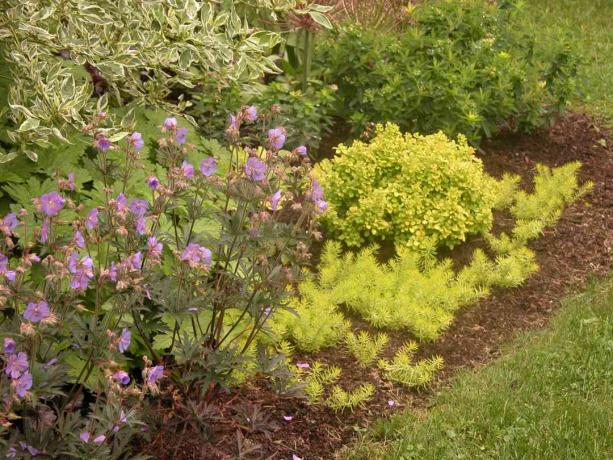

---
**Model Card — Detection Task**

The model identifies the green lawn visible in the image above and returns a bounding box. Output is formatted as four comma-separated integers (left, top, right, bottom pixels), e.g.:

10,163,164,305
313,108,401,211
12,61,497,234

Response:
524,0,613,124
347,276,613,459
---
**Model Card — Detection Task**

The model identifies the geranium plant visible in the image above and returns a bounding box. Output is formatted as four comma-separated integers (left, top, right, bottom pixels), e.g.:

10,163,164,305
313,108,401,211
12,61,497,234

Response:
0,108,325,457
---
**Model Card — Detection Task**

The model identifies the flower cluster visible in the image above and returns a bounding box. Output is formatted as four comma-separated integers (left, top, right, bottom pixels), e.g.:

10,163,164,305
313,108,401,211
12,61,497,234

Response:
0,108,324,458
3,343,32,398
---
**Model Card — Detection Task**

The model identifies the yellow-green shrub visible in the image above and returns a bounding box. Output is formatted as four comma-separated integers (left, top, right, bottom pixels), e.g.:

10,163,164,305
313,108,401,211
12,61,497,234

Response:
319,242,484,340
317,123,496,250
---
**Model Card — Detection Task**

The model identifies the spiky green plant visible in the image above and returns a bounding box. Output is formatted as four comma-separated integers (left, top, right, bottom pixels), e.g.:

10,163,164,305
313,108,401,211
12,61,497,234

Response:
378,342,444,388
346,331,389,368
326,383,376,412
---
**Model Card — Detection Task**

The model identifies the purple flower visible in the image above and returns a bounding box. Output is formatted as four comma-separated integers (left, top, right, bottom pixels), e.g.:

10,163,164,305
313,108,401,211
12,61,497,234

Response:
181,161,194,179
7,447,16,458
23,300,50,323
130,198,148,218
74,230,85,249
86,208,99,231
93,435,106,445
162,117,177,131
28,253,41,263
292,455,302,460
129,131,144,151
18,442,39,457
108,262,118,282
244,106,257,122
80,432,91,443
67,172,76,191
115,193,129,216
244,157,267,182
228,114,238,131
114,370,130,385
147,237,163,258
40,192,65,217
40,218,49,243
199,157,217,177
3,337,16,354
2,213,19,235
310,180,324,202
147,176,160,190
136,216,146,235
128,251,143,270
147,365,164,385
296,362,309,369
316,200,328,212
294,145,307,156
176,127,188,145
268,127,286,150
68,253,95,290
113,410,128,432
95,136,112,152
283,415,293,421
13,371,32,398
387,400,395,407
0,253,16,282
5,352,28,378
44,358,58,368
118,328,131,353
270,190,282,211
180,243,212,267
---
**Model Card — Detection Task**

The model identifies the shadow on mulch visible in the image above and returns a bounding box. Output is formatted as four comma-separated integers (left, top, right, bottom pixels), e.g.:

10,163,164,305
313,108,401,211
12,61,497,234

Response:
142,113,612,459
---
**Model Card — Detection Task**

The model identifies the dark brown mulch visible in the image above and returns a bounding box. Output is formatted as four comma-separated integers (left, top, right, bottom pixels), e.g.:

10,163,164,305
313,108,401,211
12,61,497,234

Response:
143,113,612,460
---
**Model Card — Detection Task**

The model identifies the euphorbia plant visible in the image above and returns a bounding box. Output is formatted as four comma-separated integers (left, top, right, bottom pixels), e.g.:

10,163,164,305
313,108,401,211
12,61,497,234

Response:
0,108,325,457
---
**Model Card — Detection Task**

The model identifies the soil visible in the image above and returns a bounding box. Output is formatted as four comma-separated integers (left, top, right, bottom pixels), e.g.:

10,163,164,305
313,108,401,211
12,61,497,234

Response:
142,113,612,460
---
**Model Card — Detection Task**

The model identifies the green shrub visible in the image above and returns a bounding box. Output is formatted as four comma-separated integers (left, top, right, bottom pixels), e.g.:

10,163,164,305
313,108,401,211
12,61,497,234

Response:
317,123,496,249
190,77,337,149
316,0,579,143
346,331,389,368
378,342,444,388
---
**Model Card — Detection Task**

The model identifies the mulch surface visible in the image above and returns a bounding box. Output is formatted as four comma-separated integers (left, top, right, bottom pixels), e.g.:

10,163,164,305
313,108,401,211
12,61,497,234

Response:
143,113,612,459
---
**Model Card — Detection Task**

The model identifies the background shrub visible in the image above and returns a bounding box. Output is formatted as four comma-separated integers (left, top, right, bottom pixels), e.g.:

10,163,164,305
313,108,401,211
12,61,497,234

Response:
317,123,496,250
315,0,579,143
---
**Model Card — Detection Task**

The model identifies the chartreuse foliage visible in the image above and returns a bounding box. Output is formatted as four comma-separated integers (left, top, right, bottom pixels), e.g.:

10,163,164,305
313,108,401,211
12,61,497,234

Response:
301,361,375,412
317,124,496,250
316,0,579,143
348,276,613,460
487,162,592,254
286,161,588,345
378,342,444,388
346,331,389,368
303,361,342,404
270,279,350,353
326,383,376,412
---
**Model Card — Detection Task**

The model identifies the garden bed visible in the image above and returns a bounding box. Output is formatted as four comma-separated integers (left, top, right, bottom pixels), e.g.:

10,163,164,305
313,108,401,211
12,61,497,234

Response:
143,113,612,459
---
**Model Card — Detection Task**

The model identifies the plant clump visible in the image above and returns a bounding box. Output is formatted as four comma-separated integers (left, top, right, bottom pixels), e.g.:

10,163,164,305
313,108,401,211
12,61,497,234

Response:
318,123,496,250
